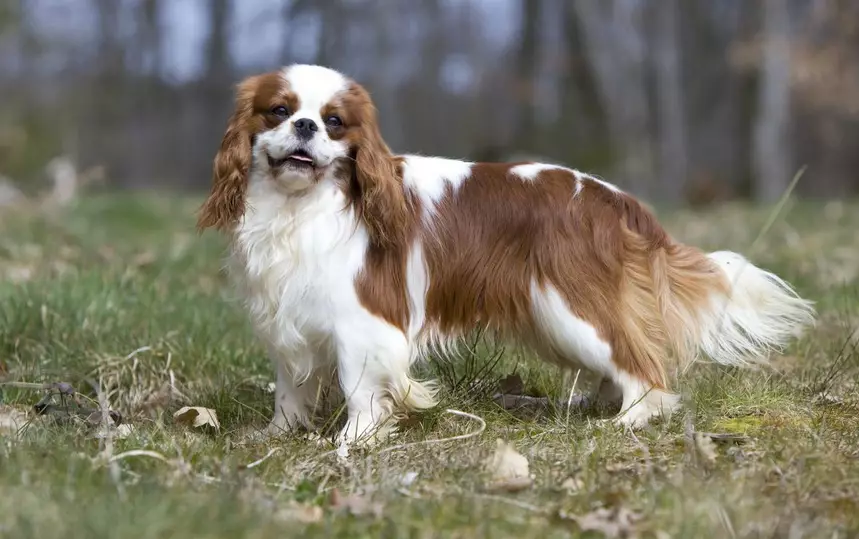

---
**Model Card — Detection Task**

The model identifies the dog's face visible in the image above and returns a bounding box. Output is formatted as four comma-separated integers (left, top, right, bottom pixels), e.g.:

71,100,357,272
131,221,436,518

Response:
249,65,356,194
197,64,407,247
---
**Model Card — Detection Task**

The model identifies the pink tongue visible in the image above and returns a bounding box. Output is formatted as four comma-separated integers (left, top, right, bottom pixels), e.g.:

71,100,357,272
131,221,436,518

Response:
289,154,313,163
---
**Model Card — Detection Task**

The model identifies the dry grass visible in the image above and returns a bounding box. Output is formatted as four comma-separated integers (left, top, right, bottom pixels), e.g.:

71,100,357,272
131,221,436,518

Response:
1,194,858,538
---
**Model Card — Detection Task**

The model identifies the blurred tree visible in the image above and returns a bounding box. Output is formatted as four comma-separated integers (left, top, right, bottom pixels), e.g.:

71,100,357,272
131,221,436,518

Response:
653,0,687,204
572,0,655,195
753,0,793,202
1,0,858,199
510,0,541,154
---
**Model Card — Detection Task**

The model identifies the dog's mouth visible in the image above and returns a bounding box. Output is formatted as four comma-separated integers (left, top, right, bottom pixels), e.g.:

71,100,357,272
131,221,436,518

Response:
268,149,316,170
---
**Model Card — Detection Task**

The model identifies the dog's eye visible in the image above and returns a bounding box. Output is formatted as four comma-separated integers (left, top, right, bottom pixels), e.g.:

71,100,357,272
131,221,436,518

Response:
271,105,289,118
325,115,343,128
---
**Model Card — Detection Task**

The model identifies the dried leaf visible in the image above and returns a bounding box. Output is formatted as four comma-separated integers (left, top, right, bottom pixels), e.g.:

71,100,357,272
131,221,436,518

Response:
399,471,419,487
90,423,136,440
560,506,642,538
131,250,157,268
173,406,220,431
276,501,324,524
695,432,718,465
84,409,122,426
814,391,843,405
0,405,28,435
329,488,384,518
560,476,584,493
485,438,533,492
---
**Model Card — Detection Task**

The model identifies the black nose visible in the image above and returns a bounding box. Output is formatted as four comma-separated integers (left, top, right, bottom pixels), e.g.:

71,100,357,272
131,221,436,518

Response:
293,118,318,139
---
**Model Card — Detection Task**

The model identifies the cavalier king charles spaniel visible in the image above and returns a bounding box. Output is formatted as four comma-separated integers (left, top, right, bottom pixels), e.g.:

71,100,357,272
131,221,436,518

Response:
198,64,814,450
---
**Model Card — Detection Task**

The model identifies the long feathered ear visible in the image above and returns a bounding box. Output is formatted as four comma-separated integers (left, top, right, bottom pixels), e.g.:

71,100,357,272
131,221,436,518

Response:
196,77,260,232
354,108,409,247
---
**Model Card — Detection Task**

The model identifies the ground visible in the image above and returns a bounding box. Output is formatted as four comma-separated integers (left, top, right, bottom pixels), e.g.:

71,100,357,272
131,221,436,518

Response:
1,193,858,538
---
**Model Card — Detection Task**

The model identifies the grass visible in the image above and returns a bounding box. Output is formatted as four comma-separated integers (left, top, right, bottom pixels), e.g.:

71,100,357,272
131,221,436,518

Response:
1,193,859,538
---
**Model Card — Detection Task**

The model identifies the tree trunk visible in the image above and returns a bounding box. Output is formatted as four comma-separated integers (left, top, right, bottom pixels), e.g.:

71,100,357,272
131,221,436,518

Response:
753,0,792,203
572,0,655,196
510,0,542,153
653,0,687,203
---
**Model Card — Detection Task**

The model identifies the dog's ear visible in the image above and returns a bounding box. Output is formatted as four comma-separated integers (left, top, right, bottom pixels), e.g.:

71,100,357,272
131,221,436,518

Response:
197,76,261,232
354,106,408,247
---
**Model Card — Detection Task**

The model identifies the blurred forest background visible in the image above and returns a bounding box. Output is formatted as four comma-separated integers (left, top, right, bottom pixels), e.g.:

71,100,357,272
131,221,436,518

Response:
0,0,857,205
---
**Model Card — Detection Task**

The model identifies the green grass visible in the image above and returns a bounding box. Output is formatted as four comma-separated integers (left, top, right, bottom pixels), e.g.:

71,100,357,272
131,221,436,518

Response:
2,194,859,538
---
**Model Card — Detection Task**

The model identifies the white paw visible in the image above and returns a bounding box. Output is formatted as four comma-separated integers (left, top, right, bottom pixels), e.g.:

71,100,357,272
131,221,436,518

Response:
613,392,681,429
612,407,655,429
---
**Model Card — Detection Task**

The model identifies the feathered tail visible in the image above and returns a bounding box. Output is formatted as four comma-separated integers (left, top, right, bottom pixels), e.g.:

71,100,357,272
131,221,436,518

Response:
653,246,815,369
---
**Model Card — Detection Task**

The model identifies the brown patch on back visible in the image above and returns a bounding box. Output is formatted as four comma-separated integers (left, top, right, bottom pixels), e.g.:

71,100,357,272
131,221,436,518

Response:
417,164,726,388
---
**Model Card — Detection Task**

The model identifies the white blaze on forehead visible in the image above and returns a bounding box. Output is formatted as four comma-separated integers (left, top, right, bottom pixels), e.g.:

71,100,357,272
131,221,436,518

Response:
282,64,350,115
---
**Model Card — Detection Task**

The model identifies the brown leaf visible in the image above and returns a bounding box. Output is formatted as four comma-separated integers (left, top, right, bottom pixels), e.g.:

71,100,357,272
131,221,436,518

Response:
173,406,220,431
485,438,533,492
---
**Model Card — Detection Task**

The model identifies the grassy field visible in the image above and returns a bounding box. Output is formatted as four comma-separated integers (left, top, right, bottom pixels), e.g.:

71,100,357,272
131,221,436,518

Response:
1,193,858,538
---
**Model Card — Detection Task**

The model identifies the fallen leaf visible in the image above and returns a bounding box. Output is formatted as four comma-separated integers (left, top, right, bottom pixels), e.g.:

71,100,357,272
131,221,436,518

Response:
0,405,28,435
695,432,718,465
329,488,384,518
399,471,419,487
84,409,123,426
560,506,642,538
276,501,324,524
814,391,843,405
173,406,220,431
560,476,584,493
485,438,533,492
131,250,157,268
90,423,136,440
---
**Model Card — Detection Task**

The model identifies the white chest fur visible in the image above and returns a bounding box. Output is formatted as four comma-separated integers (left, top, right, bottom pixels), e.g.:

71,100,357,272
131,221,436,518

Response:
230,180,369,363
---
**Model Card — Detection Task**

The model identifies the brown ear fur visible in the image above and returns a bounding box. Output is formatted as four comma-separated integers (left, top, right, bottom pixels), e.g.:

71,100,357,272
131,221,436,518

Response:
197,77,261,232
354,108,409,247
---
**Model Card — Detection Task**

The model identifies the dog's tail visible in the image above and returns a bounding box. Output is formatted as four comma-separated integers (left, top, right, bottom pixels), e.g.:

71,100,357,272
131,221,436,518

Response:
643,243,816,370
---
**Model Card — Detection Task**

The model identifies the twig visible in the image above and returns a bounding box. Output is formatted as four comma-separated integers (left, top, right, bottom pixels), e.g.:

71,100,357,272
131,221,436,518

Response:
746,166,807,256
92,376,125,500
474,493,546,513
124,346,153,361
109,449,171,463
241,447,282,469
566,369,582,423
378,409,486,455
